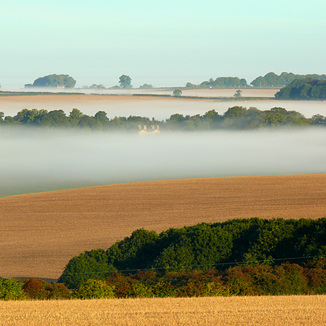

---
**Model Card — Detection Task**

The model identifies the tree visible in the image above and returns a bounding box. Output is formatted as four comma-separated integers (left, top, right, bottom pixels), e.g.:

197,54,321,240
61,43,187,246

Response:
251,72,326,88
69,108,83,127
275,78,326,100
78,115,100,130
264,112,287,127
44,110,70,127
173,89,182,97
29,74,76,88
234,90,242,98
94,111,110,127
119,75,132,88
139,84,153,89
74,279,115,299
0,279,26,300
58,249,111,289
223,106,247,119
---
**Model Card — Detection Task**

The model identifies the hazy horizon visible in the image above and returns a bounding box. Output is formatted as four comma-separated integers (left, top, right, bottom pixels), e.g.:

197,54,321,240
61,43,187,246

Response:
1,1,325,88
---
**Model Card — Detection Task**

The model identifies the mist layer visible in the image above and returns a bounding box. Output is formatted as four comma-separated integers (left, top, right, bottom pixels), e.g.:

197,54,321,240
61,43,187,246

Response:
1,128,325,197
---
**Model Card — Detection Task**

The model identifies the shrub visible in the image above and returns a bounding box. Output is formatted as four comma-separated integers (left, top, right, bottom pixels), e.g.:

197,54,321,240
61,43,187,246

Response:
274,264,308,295
0,279,26,300
23,279,50,300
74,279,115,299
173,89,182,97
23,279,72,300
222,266,257,296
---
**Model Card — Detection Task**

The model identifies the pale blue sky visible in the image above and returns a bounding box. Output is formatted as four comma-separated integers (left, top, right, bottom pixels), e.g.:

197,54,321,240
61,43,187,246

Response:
1,0,326,87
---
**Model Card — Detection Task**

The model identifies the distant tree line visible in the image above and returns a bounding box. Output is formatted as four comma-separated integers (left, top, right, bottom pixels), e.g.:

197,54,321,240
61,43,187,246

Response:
275,78,326,100
58,218,326,289
252,72,326,88
186,72,326,89
24,74,156,90
186,77,247,89
1,107,325,130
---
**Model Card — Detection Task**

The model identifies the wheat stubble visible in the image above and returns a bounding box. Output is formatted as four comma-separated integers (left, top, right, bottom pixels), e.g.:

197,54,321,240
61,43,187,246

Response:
0,296,325,325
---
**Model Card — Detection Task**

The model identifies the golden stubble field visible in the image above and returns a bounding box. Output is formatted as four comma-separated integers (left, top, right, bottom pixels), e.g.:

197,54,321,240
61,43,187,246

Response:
0,174,326,280
0,295,325,325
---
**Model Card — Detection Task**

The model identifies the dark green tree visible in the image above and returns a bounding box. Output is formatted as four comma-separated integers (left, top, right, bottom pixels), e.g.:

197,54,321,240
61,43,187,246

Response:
119,75,132,88
224,106,247,119
94,111,110,128
234,89,242,98
58,249,111,289
30,74,76,88
139,84,153,89
173,89,182,97
275,78,326,100
69,108,83,127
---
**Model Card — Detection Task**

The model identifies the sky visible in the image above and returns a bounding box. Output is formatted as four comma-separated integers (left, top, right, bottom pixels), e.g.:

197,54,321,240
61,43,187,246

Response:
1,0,326,88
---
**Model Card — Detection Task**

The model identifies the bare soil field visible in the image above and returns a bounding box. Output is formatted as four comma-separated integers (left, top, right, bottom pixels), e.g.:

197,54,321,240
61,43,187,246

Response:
0,94,219,119
0,174,325,280
1,93,325,119
0,295,325,325
180,88,278,97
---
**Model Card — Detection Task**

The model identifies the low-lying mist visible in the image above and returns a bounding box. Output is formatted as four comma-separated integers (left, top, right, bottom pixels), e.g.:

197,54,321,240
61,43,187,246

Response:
1,128,326,197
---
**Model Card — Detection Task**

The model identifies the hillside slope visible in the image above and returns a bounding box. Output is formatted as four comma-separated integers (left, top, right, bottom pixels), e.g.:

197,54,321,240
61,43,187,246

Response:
1,174,325,279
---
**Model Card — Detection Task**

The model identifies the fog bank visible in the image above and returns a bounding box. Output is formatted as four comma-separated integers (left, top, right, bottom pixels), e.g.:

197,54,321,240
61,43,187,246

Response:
1,128,326,197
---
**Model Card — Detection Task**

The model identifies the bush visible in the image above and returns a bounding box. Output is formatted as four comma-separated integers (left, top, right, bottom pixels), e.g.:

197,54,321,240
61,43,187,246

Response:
23,278,72,300
173,89,182,97
74,279,115,299
0,279,26,300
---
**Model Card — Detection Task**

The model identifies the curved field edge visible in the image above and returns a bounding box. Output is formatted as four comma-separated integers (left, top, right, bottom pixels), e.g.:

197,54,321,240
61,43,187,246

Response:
1,174,326,279
0,296,325,325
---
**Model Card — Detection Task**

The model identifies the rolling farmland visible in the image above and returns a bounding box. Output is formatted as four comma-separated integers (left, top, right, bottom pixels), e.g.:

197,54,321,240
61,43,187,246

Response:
1,174,326,280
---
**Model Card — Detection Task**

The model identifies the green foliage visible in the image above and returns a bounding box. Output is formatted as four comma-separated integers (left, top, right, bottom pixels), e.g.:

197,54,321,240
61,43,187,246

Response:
251,72,326,88
234,89,242,98
1,107,323,130
154,224,233,271
103,262,326,298
58,249,111,289
3,258,326,300
28,74,76,88
106,229,159,270
59,218,326,290
222,106,250,129
192,77,248,88
173,89,182,97
119,75,132,88
0,279,26,300
74,279,115,299
139,83,153,89
275,78,326,100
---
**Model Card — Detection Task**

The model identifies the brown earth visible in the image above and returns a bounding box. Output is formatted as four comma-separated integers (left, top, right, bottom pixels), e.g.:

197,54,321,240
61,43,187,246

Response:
1,296,326,325
0,93,217,116
1,174,326,280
